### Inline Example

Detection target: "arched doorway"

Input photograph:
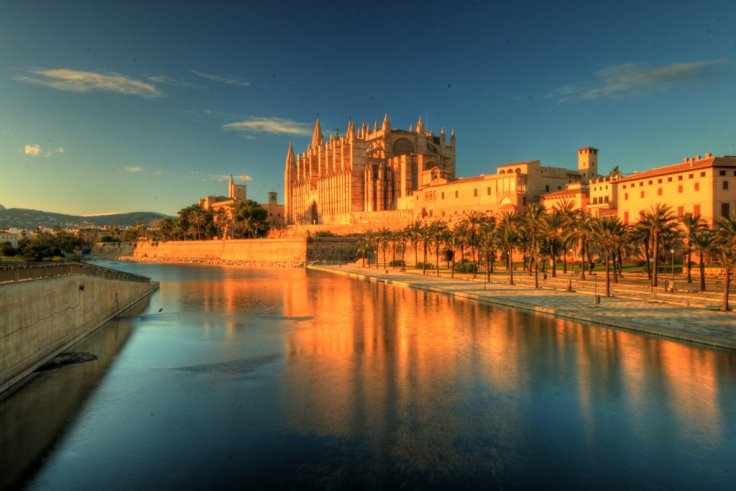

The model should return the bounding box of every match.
[310,201,318,224]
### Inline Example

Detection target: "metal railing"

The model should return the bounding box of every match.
[0,262,151,285]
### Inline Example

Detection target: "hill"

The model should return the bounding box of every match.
[0,208,168,229]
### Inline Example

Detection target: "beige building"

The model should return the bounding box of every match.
[199,175,285,230]
[616,153,736,226]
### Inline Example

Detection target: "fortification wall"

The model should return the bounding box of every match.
[0,274,156,395]
[128,238,308,267]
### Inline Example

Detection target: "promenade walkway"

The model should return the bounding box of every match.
[308,264,736,351]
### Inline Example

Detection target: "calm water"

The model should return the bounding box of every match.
[3,263,736,490]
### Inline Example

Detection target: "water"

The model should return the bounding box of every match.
[2,263,736,490]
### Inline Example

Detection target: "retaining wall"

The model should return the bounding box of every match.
[0,273,156,395]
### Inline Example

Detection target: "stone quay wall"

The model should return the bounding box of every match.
[117,237,361,267]
[0,272,156,395]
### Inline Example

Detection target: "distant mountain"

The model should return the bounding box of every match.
[0,204,5,210]
[0,208,169,229]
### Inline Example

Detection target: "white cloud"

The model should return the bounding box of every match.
[123,166,144,173]
[191,70,251,87]
[548,59,727,103]
[148,75,204,89]
[17,68,163,98]
[223,117,311,136]
[237,174,253,181]
[23,144,64,157]
[24,144,42,156]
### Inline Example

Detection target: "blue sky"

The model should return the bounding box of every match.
[1,0,735,215]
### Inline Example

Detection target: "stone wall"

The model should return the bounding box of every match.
[307,237,359,263]
[0,274,156,395]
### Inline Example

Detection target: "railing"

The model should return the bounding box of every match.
[0,262,151,285]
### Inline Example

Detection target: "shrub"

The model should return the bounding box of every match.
[389,259,405,267]
[415,262,434,270]
[454,261,478,273]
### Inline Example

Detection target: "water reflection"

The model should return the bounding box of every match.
[6,264,736,490]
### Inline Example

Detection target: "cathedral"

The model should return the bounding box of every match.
[284,115,456,225]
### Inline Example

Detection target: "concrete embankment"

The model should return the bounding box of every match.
[0,263,158,395]
[101,237,359,267]
[308,265,736,351]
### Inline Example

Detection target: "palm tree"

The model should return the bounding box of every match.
[592,217,627,297]
[692,228,715,292]
[429,220,448,275]
[419,222,433,274]
[376,227,392,269]
[544,207,566,278]
[715,216,736,311]
[444,222,463,278]
[571,210,594,280]
[406,220,423,268]
[478,215,497,282]
[555,201,577,274]
[496,211,519,285]
[639,204,677,288]
[459,211,486,273]
[523,204,546,288]
[680,213,707,284]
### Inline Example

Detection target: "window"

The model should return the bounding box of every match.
[701,172,706,177]
[473,189,478,197]
[623,211,629,224]
[720,170,726,176]
[441,192,445,199]
[724,181,729,191]
[678,176,683,181]
[677,206,684,216]
[639,182,644,187]
[604,196,609,203]
[657,179,662,184]
[487,187,491,195]
[694,183,700,191]
[668,177,673,182]
[658,188,662,196]
[694,204,701,216]
[689,174,694,179]
[722,203,730,217]
[545,185,550,192]
[455,191,458,198]
[648,180,653,185]
[624,193,629,200]
[623,184,627,189]
[640,190,645,198]
[678,184,683,193]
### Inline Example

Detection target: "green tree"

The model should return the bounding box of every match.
[638,204,677,288]
[715,216,736,311]
[692,228,715,292]
[233,200,270,238]
[680,213,707,284]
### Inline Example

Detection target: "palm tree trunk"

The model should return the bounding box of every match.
[721,263,730,311]
[652,233,659,287]
[686,248,693,283]
[699,252,706,291]
[605,250,611,297]
[508,250,514,285]
[534,257,539,288]
[579,238,586,280]
[551,244,557,278]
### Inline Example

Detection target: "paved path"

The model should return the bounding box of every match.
[308,264,736,351]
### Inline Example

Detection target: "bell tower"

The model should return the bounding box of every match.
[578,146,598,183]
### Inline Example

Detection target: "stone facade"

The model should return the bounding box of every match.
[285,115,456,225]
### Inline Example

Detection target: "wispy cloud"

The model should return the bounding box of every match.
[17,68,163,98]
[211,174,253,182]
[223,117,311,137]
[148,75,204,89]
[23,144,64,157]
[123,166,144,173]
[191,70,251,87]
[548,59,728,103]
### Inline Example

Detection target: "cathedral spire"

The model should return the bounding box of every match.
[416,116,424,134]
[285,141,296,170]
[346,119,355,141]
[382,113,390,132]
[312,115,324,147]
